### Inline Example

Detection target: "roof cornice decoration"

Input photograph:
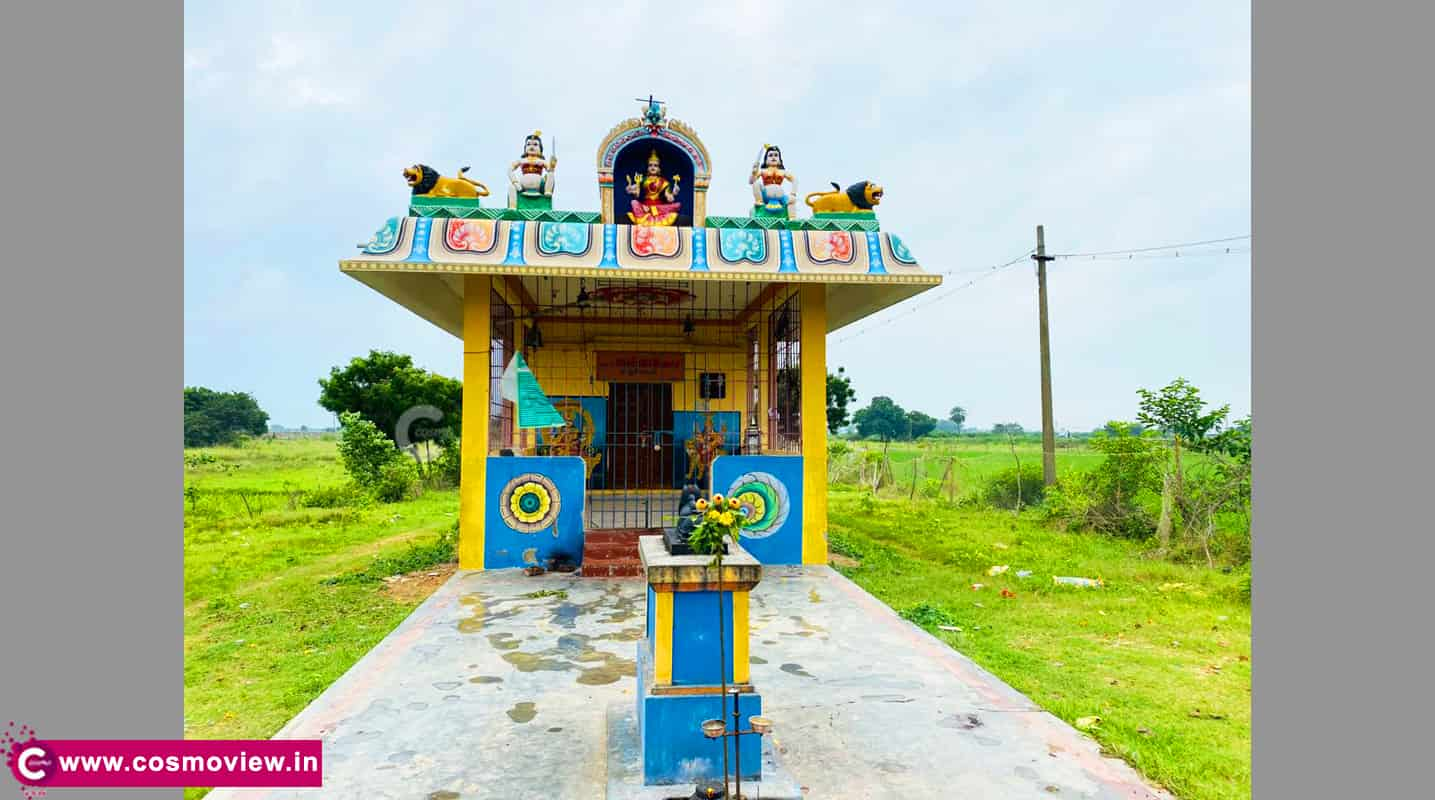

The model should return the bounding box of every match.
[596,116,712,178]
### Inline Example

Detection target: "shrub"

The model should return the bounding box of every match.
[432,436,462,488]
[337,411,417,501]
[1048,421,1165,538]
[301,483,365,509]
[372,460,419,503]
[919,477,945,500]
[981,463,1047,510]
[900,602,959,629]
[827,439,852,459]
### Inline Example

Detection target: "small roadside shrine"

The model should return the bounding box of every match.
[342,98,940,573]
[340,97,941,793]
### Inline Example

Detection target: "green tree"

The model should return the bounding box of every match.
[183,387,269,447]
[1136,378,1230,489]
[906,410,938,439]
[853,396,909,441]
[826,367,857,433]
[947,405,966,432]
[992,422,1025,436]
[318,351,462,445]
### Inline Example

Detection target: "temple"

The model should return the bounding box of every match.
[342,99,941,574]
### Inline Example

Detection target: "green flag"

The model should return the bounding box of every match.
[499,353,566,429]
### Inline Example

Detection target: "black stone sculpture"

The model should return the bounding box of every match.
[663,483,708,555]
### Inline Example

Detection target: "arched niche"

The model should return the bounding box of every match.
[595,116,712,226]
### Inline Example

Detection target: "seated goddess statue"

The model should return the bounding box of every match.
[626,149,682,226]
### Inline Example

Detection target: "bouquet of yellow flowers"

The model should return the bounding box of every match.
[685,493,751,558]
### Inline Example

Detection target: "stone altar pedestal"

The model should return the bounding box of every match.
[636,535,763,785]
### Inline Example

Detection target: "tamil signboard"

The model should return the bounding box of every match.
[595,351,685,382]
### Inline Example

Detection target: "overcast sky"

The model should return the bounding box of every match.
[184,0,1250,432]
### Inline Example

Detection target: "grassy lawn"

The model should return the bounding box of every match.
[827,472,1251,800]
[183,437,459,799]
[182,436,1249,800]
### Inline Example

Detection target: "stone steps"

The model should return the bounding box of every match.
[580,528,656,578]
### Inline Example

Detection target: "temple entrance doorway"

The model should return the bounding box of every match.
[587,382,676,530]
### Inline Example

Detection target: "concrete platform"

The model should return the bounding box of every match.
[207,566,1170,800]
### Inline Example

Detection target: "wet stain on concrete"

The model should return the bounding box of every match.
[780,663,815,679]
[387,749,416,763]
[876,760,909,773]
[507,701,537,723]
[432,681,461,691]
[547,727,563,733]
[552,602,581,628]
[790,616,828,634]
[503,651,570,672]
[502,632,638,686]
[469,675,503,685]
[442,694,461,702]
[762,639,778,645]
[487,632,521,651]
[457,593,523,634]
[940,713,984,730]
[975,735,1002,747]
[750,656,768,664]
[406,701,429,711]
[595,626,645,642]
[429,791,461,800]
[1044,785,1062,794]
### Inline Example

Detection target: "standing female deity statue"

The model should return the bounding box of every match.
[508,130,557,207]
[749,144,798,217]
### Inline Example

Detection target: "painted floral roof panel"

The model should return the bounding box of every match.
[344,216,937,283]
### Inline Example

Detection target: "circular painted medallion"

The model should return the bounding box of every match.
[726,471,790,540]
[499,472,561,534]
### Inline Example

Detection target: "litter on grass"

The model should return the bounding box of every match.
[1053,576,1104,588]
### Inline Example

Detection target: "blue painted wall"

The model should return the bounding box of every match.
[483,456,586,569]
[710,455,805,564]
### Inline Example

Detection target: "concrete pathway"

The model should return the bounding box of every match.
[209,566,1169,800]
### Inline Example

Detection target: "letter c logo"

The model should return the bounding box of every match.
[17,746,49,781]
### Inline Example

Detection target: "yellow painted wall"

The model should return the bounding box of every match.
[799,284,828,564]
[459,276,491,569]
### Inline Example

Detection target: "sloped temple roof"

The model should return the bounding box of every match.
[340,216,942,336]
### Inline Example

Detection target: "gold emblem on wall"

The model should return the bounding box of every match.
[545,401,602,478]
[684,414,729,481]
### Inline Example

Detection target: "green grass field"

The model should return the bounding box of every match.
[183,436,1249,799]
[183,438,458,799]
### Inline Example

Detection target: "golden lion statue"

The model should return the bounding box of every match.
[804,181,884,213]
[403,164,490,198]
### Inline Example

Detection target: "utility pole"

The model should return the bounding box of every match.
[1034,225,1057,486]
